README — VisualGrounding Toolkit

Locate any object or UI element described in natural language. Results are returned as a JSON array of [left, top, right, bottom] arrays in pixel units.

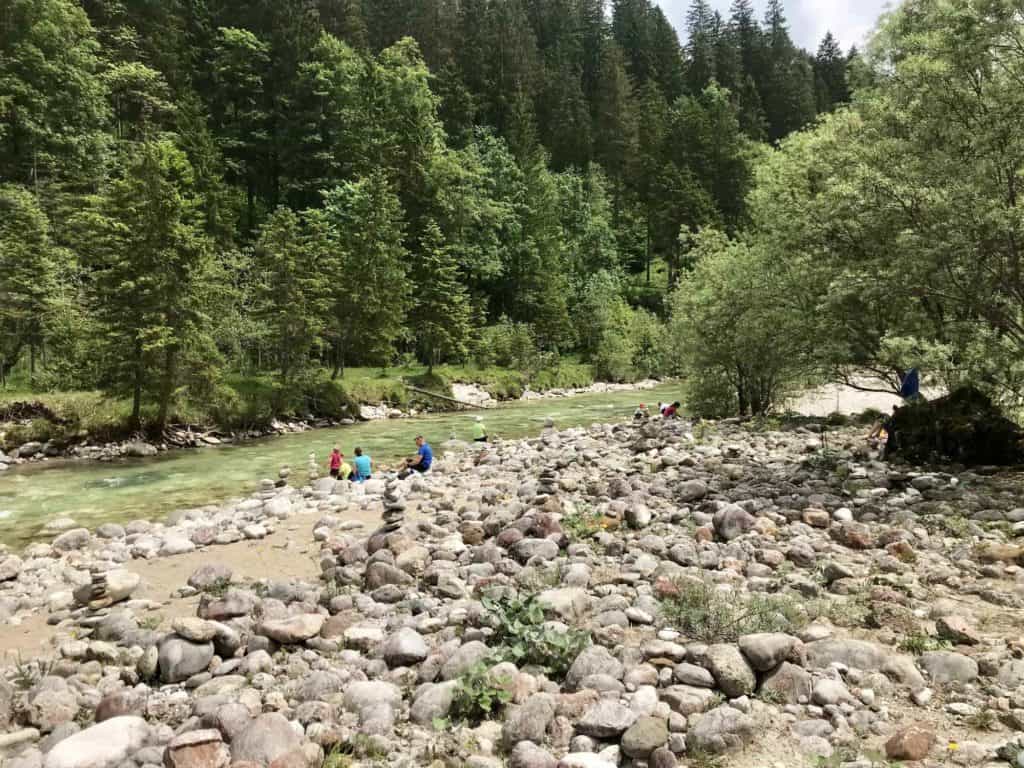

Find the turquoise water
[[0, 385, 679, 546]]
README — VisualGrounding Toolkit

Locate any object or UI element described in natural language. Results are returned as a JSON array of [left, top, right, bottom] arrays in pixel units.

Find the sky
[[655, 0, 895, 52]]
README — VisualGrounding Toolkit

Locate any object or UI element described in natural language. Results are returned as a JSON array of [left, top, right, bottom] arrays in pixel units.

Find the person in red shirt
[[328, 446, 343, 478], [663, 401, 681, 419]]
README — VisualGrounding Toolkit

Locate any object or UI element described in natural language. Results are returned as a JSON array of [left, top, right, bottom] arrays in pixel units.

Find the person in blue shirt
[[399, 435, 433, 478], [351, 446, 372, 482]]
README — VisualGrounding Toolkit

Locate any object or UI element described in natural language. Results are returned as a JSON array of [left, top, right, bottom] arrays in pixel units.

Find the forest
[[3, 0, 1018, 430]]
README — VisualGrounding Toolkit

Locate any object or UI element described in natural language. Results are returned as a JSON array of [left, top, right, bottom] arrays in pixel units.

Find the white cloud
[[655, 0, 894, 51]]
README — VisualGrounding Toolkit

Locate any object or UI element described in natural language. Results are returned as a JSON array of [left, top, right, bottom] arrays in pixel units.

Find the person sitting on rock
[[472, 415, 488, 443], [399, 436, 433, 478], [634, 404, 649, 420], [351, 447, 372, 482]]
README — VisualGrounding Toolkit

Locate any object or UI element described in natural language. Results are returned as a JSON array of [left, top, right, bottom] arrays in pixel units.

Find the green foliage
[[76, 139, 217, 429], [322, 173, 410, 372], [409, 220, 472, 369], [667, 229, 809, 417], [0, 0, 854, 418], [252, 207, 330, 390], [660, 578, 807, 643], [448, 661, 512, 725], [561, 505, 604, 542], [482, 591, 591, 679], [897, 632, 951, 656], [0, 186, 59, 387]]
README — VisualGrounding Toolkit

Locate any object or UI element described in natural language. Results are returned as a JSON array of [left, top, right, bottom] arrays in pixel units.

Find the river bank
[[1, 414, 1023, 768], [0, 378, 664, 469], [0, 384, 680, 547]]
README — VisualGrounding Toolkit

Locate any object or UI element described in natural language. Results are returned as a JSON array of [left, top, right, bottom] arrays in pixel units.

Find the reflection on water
[[0, 384, 679, 546]]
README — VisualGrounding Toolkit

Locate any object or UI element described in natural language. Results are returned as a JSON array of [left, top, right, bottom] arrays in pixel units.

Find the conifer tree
[[409, 220, 472, 369]]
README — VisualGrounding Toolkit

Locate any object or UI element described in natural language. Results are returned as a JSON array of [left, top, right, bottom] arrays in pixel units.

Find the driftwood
[[404, 384, 486, 410]]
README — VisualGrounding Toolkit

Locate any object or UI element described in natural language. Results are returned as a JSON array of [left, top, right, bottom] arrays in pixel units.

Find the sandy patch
[[0, 503, 389, 662]]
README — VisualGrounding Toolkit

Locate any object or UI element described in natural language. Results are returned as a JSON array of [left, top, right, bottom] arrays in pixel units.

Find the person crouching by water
[[472, 415, 488, 443], [351, 447, 372, 482], [399, 435, 433, 479], [634, 404, 649, 421], [663, 401, 681, 419]]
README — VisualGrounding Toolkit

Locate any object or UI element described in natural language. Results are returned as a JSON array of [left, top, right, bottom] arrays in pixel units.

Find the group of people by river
[[326, 415, 489, 483]]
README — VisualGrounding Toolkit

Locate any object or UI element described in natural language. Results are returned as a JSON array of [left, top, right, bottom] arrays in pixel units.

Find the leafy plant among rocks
[[561, 505, 604, 541], [897, 631, 951, 656], [659, 578, 807, 643], [444, 661, 513, 726], [482, 591, 591, 678]]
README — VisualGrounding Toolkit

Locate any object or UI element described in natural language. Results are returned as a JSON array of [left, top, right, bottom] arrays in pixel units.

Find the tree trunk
[[29, 345, 36, 380], [156, 345, 177, 430], [131, 340, 143, 430]]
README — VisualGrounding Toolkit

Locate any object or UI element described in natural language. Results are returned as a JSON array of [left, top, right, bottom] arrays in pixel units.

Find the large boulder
[[230, 713, 302, 766], [712, 504, 755, 541], [919, 651, 979, 685], [565, 646, 623, 691], [0, 554, 22, 582], [738, 633, 798, 672], [502, 694, 557, 748], [621, 716, 669, 758], [576, 700, 637, 738], [686, 705, 755, 755], [383, 628, 428, 668], [887, 387, 1023, 465], [43, 716, 150, 768], [159, 637, 214, 684], [163, 729, 230, 768], [705, 644, 756, 698], [257, 614, 325, 644], [28, 678, 79, 732]]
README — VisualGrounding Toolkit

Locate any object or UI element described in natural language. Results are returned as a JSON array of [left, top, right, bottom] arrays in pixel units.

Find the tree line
[[674, 0, 1024, 418], [0, 0, 857, 427]]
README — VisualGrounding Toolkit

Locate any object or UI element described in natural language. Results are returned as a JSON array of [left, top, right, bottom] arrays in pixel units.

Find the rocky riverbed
[[2, 417, 1024, 768]]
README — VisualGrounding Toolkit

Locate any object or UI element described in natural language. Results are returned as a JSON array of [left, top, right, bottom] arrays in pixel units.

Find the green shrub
[[660, 578, 807, 643]]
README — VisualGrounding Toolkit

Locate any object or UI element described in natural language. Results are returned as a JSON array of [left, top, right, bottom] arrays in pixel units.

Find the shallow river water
[[0, 384, 680, 546]]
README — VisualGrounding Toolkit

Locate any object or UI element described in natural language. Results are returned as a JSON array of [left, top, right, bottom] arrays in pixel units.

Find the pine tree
[[0, 0, 108, 188], [814, 31, 850, 112], [685, 0, 717, 95], [409, 220, 472, 369], [77, 140, 215, 428], [252, 207, 330, 387], [0, 186, 58, 386], [322, 172, 410, 371]]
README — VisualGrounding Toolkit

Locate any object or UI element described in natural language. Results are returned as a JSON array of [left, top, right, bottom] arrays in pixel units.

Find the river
[[0, 384, 680, 546]]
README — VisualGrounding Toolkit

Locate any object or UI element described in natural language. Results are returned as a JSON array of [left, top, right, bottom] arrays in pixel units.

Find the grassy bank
[[0, 360, 599, 451]]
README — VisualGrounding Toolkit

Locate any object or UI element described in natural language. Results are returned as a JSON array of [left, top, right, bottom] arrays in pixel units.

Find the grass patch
[[660, 578, 808, 643]]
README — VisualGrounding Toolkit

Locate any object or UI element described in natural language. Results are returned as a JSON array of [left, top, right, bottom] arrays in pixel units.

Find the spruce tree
[[322, 172, 410, 371], [409, 220, 472, 369], [0, 186, 58, 386], [77, 140, 214, 429]]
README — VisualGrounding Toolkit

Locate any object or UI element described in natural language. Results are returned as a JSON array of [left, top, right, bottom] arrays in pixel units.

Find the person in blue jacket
[[399, 435, 432, 478]]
